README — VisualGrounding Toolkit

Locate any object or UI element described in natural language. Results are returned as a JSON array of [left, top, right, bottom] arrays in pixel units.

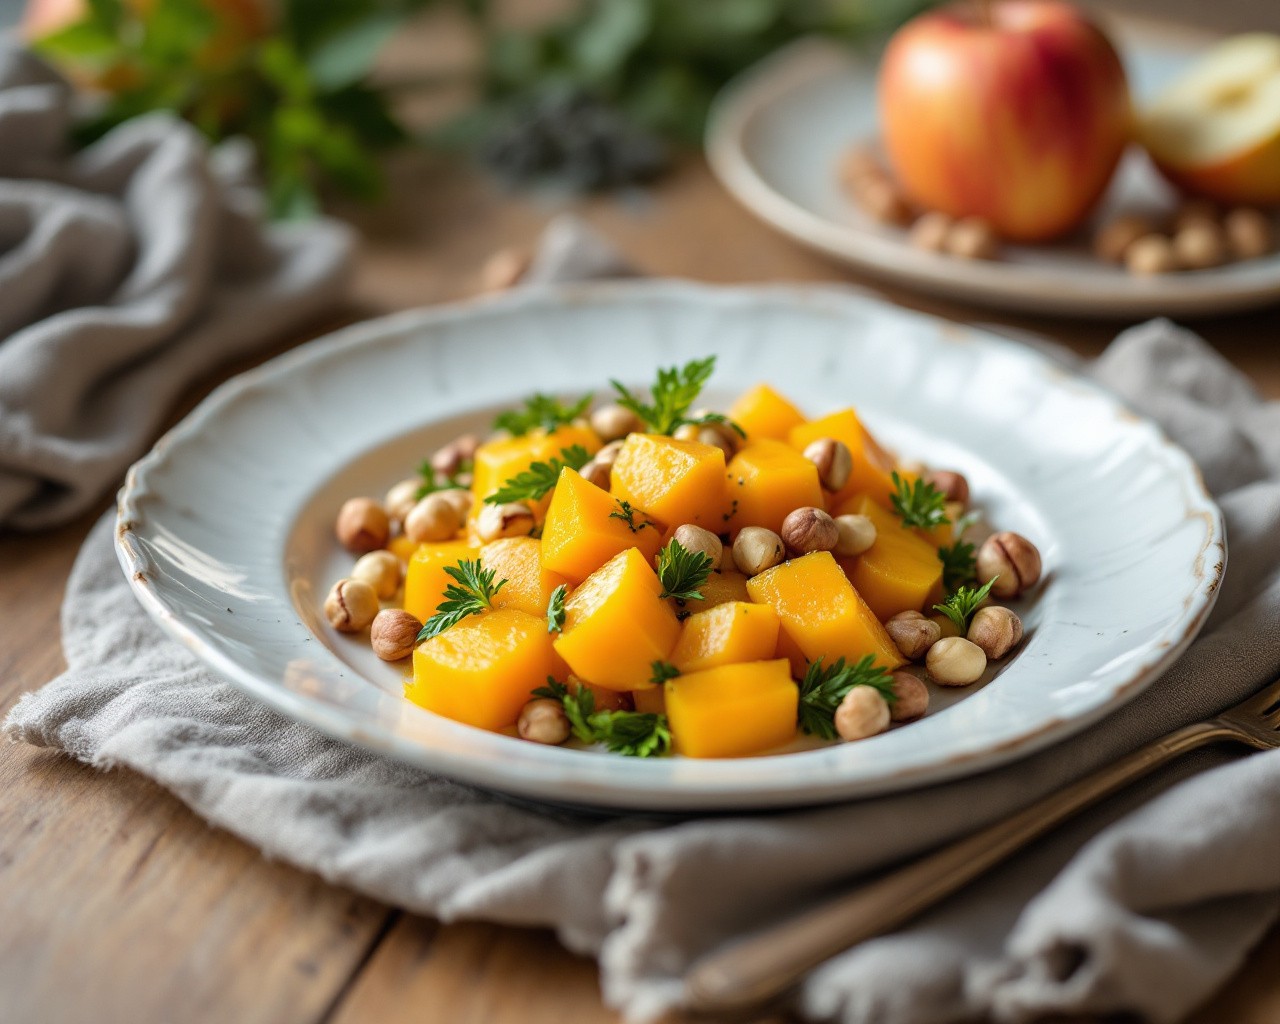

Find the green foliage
[[414, 459, 473, 500], [484, 445, 592, 505], [656, 538, 715, 602], [938, 540, 977, 592], [610, 356, 737, 437], [609, 500, 658, 534], [649, 660, 680, 685], [417, 559, 506, 641], [797, 655, 895, 740], [890, 471, 950, 530], [532, 679, 671, 757], [545, 584, 568, 633], [494, 393, 593, 437], [932, 577, 997, 634]]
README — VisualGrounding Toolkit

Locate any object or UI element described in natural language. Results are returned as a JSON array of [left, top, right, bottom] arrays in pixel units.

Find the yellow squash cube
[[665, 659, 798, 758], [834, 495, 944, 620], [471, 424, 600, 505], [789, 409, 905, 507], [541, 468, 663, 583], [480, 536, 569, 618], [610, 433, 728, 529], [725, 439, 824, 534], [728, 384, 806, 441], [671, 601, 781, 674], [402, 540, 480, 622], [387, 534, 420, 562]]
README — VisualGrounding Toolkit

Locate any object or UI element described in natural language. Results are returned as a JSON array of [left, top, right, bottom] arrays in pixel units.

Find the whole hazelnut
[[838, 145, 882, 187], [335, 498, 390, 554], [476, 501, 535, 542], [370, 609, 422, 660], [384, 478, 422, 525], [967, 606, 1024, 660], [593, 439, 625, 471], [517, 698, 571, 745], [926, 636, 987, 686], [909, 211, 954, 253], [732, 527, 786, 577], [351, 550, 401, 600], [976, 531, 1042, 598], [436, 487, 473, 523], [590, 403, 641, 442], [1172, 199, 1218, 233], [887, 671, 929, 722], [781, 507, 839, 556], [405, 493, 462, 544], [803, 438, 853, 492], [833, 514, 876, 557], [1093, 213, 1155, 263], [324, 578, 379, 633], [673, 524, 723, 567], [884, 610, 941, 661], [579, 458, 612, 490], [945, 217, 999, 260], [674, 414, 740, 458], [924, 469, 969, 508], [1223, 208, 1273, 261], [431, 434, 480, 478], [1125, 234, 1177, 276], [855, 175, 913, 226], [834, 686, 891, 741], [1173, 221, 1227, 270]]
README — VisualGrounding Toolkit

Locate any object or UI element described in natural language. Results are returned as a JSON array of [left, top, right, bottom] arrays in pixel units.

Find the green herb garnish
[[414, 459, 473, 500], [890, 471, 950, 530], [609, 356, 743, 437], [494, 393, 592, 437], [932, 577, 998, 634], [531, 679, 671, 758], [938, 540, 977, 592], [546, 584, 567, 634], [797, 656, 896, 741], [609, 499, 658, 534], [483, 445, 591, 505], [416, 560, 506, 642], [649, 661, 680, 686], [656, 538, 715, 602]]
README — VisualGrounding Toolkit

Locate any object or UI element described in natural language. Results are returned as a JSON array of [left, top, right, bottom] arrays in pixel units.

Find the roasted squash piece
[[402, 540, 480, 621], [480, 536, 568, 618], [746, 551, 904, 670], [671, 601, 781, 673], [694, 570, 751, 609], [789, 409, 905, 507], [471, 424, 600, 505], [725, 439, 824, 534], [728, 384, 805, 441], [631, 687, 666, 715], [541, 468, 663, 583], [610, 433, 728, 529], [407, 609, 554, 731], [553, 548, 680, 691], [387, 534, 420, 563], [665, 659, 798, 758], [833, 495, 944, 620]]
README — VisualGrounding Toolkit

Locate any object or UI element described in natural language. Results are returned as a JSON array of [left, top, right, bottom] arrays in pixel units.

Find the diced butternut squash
[[665, 659, 798, 758], [403, 540, 480, 621], [471, 424, 600, 505], [407, 609, 553, 731], [789, 409, 905, 507], [833, 495, 944, 620], [553, 548, 680, 691], [671, 601, 781, 673], [725, 439, 824, 533], [695, 570, 752, 609], [480, 536, 568, 618], [632, 687, 666, 715], [746, 551, 904, 670], [775, 628, 809, 678], [610, 433, 728, 529], [387, 534, 420, 562], [541, 468, 662, 583], [728, 384, 805, 441]]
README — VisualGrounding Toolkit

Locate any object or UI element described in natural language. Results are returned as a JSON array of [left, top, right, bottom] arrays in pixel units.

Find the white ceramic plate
[[116, 282, 1224, 810], [705, 31, 1280, 318]]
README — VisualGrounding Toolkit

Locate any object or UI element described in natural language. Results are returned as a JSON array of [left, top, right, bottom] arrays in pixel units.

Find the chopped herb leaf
[[656, 538, 715, 602], [650, 661, 680, 685], [483, 445, 591, 505], [610, 356, 724, 436], [546, 584, 567, 634], [797, 655, 896, 741], [416, 559, 506, 642], [494, 393, 592, 437], [890, 471, 950, 530], [414, 459, 473, 500], [531, 678, 671, 758], [932, 577, 998, 634], [938, 540, 977, 592], [609, 499, 658, 534]]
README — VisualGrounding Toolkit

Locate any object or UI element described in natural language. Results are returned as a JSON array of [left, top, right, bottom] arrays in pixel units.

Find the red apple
[[878, 1, 1131, 242]]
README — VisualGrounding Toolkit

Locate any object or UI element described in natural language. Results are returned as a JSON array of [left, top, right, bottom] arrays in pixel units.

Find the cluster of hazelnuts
[[1094, 200, 1274, 276]]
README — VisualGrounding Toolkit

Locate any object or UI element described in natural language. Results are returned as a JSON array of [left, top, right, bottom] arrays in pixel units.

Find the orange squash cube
[[407, 609, 554, 731], [541, 468, 663, 583], [695, 570, 752, 609], [728, 384, 805, 441], [387, 534, 420, 562], [725, 439, 824, 533], [746, 551, 904, 670], [671, 601, 781, 674], [480, 536, 568, 618], [775, 627, 809, 678], [553, 548, 680, 691], [402, 540, 480, 621], [610, 433, 728, 529], [665, 659, 798, 758], [631, 687, 666, 715], [471, 424, 600, 505], [789, 409, 905, 507], [833, 495, 944, 620]]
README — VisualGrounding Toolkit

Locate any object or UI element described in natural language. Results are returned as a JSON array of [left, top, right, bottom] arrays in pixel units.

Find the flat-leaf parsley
[[416, 559, 506, 642]]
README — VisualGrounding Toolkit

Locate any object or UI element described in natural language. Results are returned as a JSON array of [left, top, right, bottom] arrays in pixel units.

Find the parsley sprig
[[609, 356, 743, 438], [416, 560, 506, 642], [483, 445, 591, 505], [938, 541, 977, 592], [546, 584, 567, 634], [532, 679, 671, 758], [798, 656, 896, 741], [890, 472, 950, 530], [650, 661, 680, 686], [932, 578, 998, 634], [656, 538, 715, 602], [414, 459, 473, 501], [609, 500, 658, 534], [494, 393, 592, 437]]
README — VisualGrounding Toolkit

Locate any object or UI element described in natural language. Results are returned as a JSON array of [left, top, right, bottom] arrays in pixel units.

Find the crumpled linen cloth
[[7, 221, 1280, 1024], [0, 43, 352, 529]]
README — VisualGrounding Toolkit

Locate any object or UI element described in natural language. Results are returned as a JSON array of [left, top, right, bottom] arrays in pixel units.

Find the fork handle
[[684, 719, 1240, 1015]]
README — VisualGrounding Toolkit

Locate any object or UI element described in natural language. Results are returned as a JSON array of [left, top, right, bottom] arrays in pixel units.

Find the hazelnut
[[324, 578, 379, 633], [384, 478, 422, 525], [834, 686, 891, 741], [732, 527, 786, 577], [1173, 221, 1227, 270], [593, 439, 625, 471], [833, 514, 876, 557], [674, 415, 740, 458], [476, 501, 535, 541], [1223, 208, 1273, 261], [1172, 199, 1218, 233], [351, 550, 401, 600], [803, 438, 853, 492], [781, 507, 838, 556], [431, 434, 480, 478], [855, 175, 913, 226], [885, 610, 941, 661], [517, 698, 571, 745], [590, 403, 641, 442], [945, 217, 999, 260], [923, 469, 969, 508], [967, 606, 1024, 660], [909, 211, 953, 253], [673, 524, 723, 567], [404, 493, 461, 544], [579, 458, 612, 490], [479, 246, 530, 292], [1125, 234, 1177, 275], [436, 487, 473, 523], [1093, 213, 1155, 263], [976, 531, 1042, 598], [335, 498, 390, 554], [926, 636, 987, 686], [887, 671, 929, 722], [370, 609, 422, 660]]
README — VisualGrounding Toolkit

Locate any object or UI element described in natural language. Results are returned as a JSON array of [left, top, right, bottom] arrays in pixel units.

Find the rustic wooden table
[[2, 143, 1278, 1022]]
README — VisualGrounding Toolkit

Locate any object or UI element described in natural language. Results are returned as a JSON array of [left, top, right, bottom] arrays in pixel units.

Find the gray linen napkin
[[0, 44, 353, 529], [7, 218, 1280, 1024]]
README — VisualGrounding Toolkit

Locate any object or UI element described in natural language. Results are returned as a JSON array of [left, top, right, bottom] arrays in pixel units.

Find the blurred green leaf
[[305, 11, 402, 90]]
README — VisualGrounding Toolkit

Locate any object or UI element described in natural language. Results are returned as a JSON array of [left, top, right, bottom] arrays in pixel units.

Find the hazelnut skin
[[335, 498, 390, 554], [351, 550, 401, 600], [833, 514, 876, 557], [383, 478, 422, 525], [885, 610, 941, 661], [476, 502, 535, 542], [926, 637, 987, 686], [925, 469, 969, 508], [835, 686, 891, 741], [590, 404, 641, 442], [781, 507, 838, 556], [732, 527, 786, 577], [370, 609, 422, 660], [976, 531, 1042, 599], [431, 434, 480, 478], [673, 524, 723, 567], [887, 671, 929, 722], [803, 438, 853, 492], [405, 493, 461, 544], [518, 699, 571, 745], [324, 578, 379, 633], [967, 606, 1024, 660]]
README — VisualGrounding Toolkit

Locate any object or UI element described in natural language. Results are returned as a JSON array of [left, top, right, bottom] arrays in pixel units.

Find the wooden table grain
[[2, 148, 1278, 1024]]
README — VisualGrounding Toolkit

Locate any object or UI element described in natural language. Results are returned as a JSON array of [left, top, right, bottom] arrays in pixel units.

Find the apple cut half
[[1140, 33, 1280, 205]]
